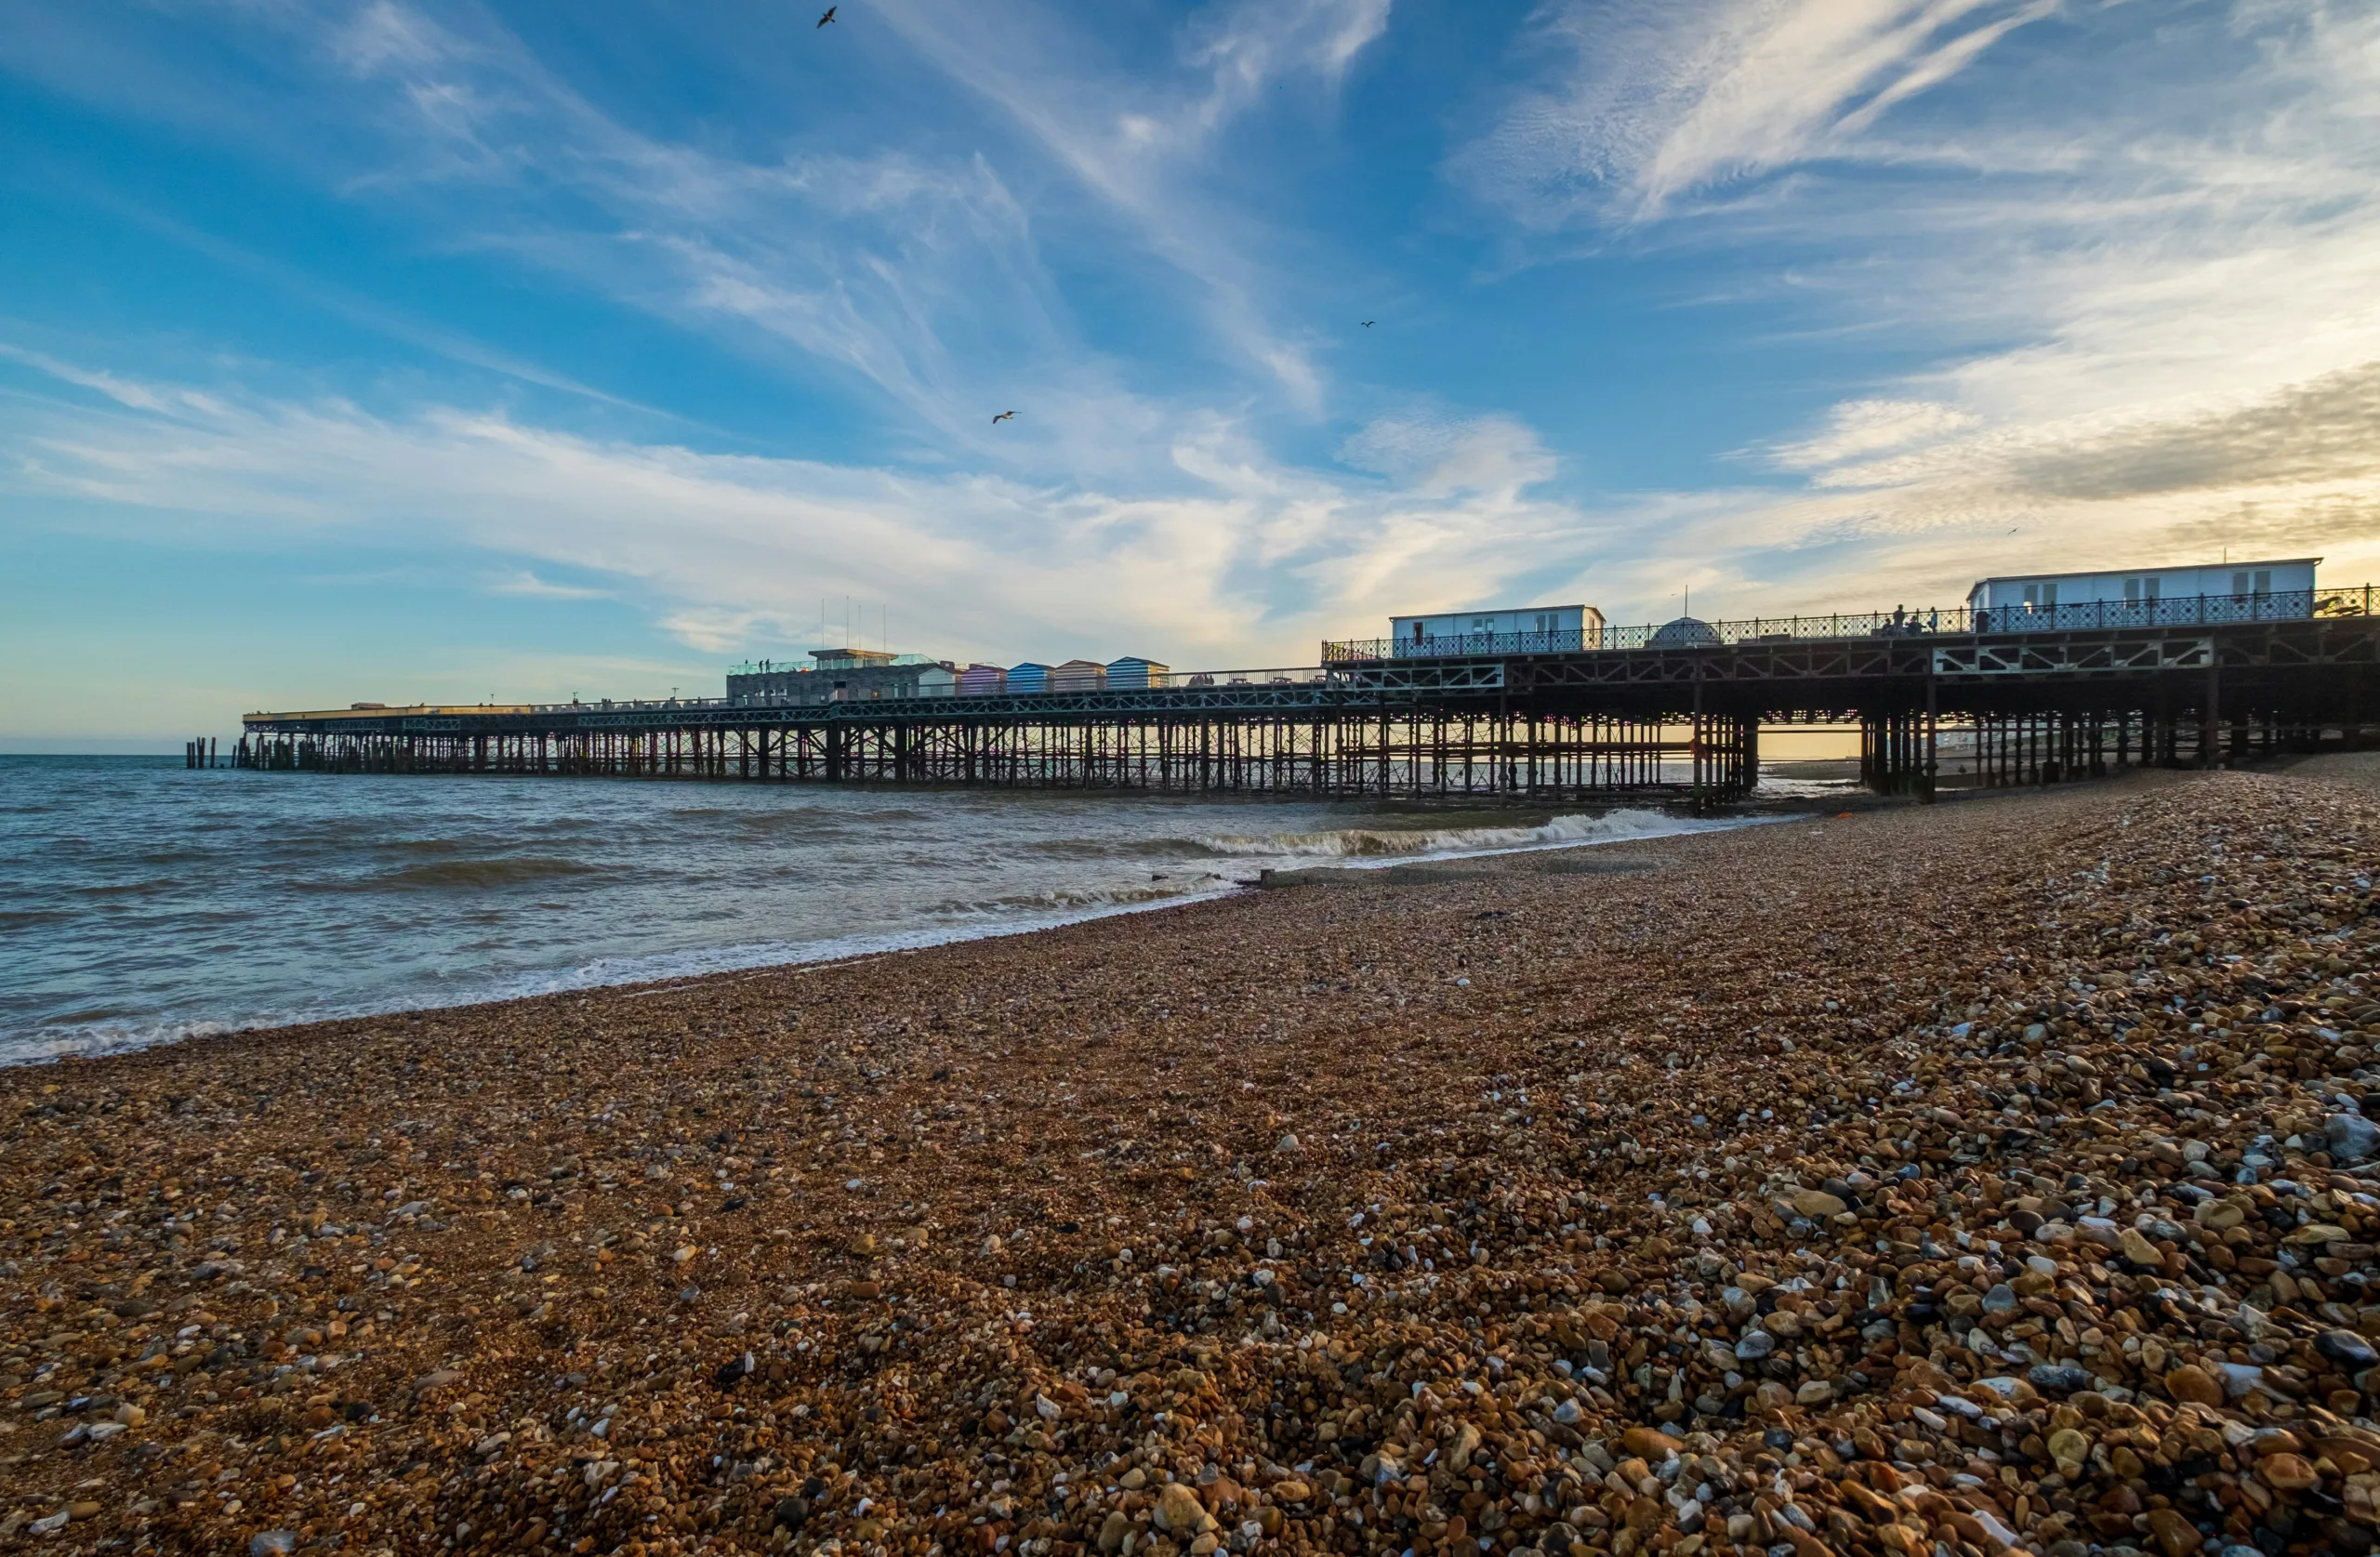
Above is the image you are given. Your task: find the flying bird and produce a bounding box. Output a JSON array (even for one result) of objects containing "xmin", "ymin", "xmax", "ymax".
[
  {"xmin": 992, "ymin": 410, "xmax": 1016, "ymax": 424},
  {"xmin": 816, "ymin": 6, "xmax": 836, "ymax": 25},
  {"xmin": 1360, "ymin": 320, "xmax": 1374, "ymax": 328}
]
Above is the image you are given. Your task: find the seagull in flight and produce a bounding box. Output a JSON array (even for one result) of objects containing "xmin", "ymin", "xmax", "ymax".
[
  {"xmin": 1360, "ymin": 320, "xmax": 1374, "ymax": 328},
  {"xmin": 991, "ymin": 410, "xmax": 1016, "ymax": 424},
  {"xmin": 816, "ymin": 6, "xmax": 836, "ymax": 26}
]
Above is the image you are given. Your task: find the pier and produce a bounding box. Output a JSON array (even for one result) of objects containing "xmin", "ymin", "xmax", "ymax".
[{"xmin": 238, "ymin": 588, "xmax": 2380, "ymax": 803}]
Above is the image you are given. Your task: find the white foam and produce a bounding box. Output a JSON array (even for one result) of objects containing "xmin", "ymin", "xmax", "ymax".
[
  {"xmin": 1195, "ymin": 807, "xmax": 1768, "ymax": 867},
  {"xmin": 1754, "ymin": 775, "xmax": 1862, "ymax": 798},
  {"xmin": 6, "ymin": 803, "xmax": 1775, "ymax": 1066},
  {"xmin": 7, "ymin": 882, "xmax": 1245, "ymax": 1065}
]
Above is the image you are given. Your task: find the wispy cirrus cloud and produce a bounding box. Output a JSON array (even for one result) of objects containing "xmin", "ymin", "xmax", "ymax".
[
  {"xmin": 0, "ymin": 0, "xmax": 1104, "ymax": 449},
  {"xmin": 1181, "ymin": 0, "xmax": 1395, "ymax": 132},
  {"xmin": 1443, "ymin": 0, "xmax": 2380, "ymax": 603},
  {"xmin": 0, "ymin": 350, "xmax": 1600, "ymax": 666},
  {"xmin": 11, "ymin": 0, "xmax": 2380, "ymax": 743},
  {"xmin": 312, "ymin": 2, "xmax": 1079, "ymax": 443},
  {"xmin": 1768, "ymin": 399, "xmax": 1978, "ymax": 472},
  {"xmin": 1340, "ymin": 412, "xmax": 1555, "ymax": 496},
  {"xmin": 3, "ymin": 0, "xmax": 1390, "ymax": 460},
  {"xmin": 1464, "ymin": 0, "xmax": 2056, "ymax": 226},
  {"xmin": 0, "ymin": 343, "xmax": 228, "ymax": 418},
  {"xmin": 874, "ymin": 0, "xmax": 1394, "ymax": 411},
  {"xmin": 483, "ymin": 569, "xmax": 610, "ymax": 600}
]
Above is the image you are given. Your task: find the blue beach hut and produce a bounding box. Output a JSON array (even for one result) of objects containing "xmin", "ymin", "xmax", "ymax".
[{"xmin": 1106, "ymin": 657, "xmax": 1170, "ymax": 689}]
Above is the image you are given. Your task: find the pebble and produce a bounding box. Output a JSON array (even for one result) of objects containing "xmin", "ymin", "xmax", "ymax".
[
  {"xmin": 2320, "ymin": 1328, "xmax": 2380, "ymax": 1367},
  {"xmin": 2330, "ymin": 1111, "xmax": 2380, "ymax": 1163},
  {"xmin": 1155, "ymin": 1481, "xmax": 1210, "ymax": 1537},
  {"xmin": 6, "ymin": 767, "xmax": 2380, "ymax": 1557},
  {"xmin": 2166, "ymin": 1363, "xmax": 2225, "ymax": 1405}
]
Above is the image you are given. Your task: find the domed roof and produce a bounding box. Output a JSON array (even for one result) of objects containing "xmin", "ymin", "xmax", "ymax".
[{"xmin": 1650, "ymin": 615, "xmax": 1720, "ymax": 648}]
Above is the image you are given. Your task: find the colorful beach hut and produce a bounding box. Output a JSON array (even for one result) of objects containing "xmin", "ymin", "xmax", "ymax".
[{"xmin": 1105, "ymin": 657, "xmax": 1170, "ymax": 690}]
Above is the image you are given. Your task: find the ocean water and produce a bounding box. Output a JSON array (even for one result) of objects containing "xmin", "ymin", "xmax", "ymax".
[{"xmin": 0, "ymin": 756, "xmax": 1758, "ymax": 1063}]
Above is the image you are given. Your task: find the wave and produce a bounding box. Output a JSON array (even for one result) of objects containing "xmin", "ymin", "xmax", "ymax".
[
  {"xmin": 70, "ymin": 879, "xmax": 177, "ymax": 898},
  {"xmin": 327, "ymin": 857, "xmax": 610, "ymax": 891},
  {"xmin": 1754, "ymin": 775, "xmax": 1863, "ymax": 798},
  {"xmin": 1012, "ymin": 836, "xmax": 1212, "ymax": 861},
  {"xmin": 469, "ymin": 883, "xmax": 1249, "ymax": 997},
  {"xmin": 914, "ymin": 878, "xmax": 1225, "ymax": 918},
  {"xmin": 6, "ymin": 881, "xmax": 1242, "ymax": 1065},
  {"xmin": 1188, "ymin": 807, "xmax": 1749, "ymax": 864},
  {"xmin": 1, "ymin": 781, "xmax": 1784, "ymax": 1067},
  {"xmin": 3, "ymin": 1017, "xmax": 245, "ymax": 1065}
]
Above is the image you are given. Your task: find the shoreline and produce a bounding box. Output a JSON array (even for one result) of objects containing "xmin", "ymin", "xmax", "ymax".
[
  {"xmin": 6, "ymin": 796, "xmax": 1814, "ymax": 1071},
  {"xmin": 17, "ymin": 771, "xmax": 1996, "ymax": 1083},
  {"xmin": 7, "ymin": 764, "xmax": 2376, "ymax": 1557}
]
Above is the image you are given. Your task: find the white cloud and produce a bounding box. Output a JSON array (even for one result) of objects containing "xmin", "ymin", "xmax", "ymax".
[
  {"xmin": 0, "ymin": 0, "xmax": 1388, "ymax": 457},
  {"xmin": 0, "ymin": 354, "xmax": 1604, "ymax": 669},
  {"xmin": 483, "ymin": 570, "xmax": 611, "ymax": 600},
  {"xmin": 873, "ymin": 0, "xmax": 1393, "ymax": 411},
  {"xmin": 13, "ymin": 0, "xmax": 2380, "ymax": 667},
  {"xmin": 0, "ymin": 343, "xmax": 225, "ymax": 418},
  {"xmin": 316, "ymin": 7, "xmax": 1080, "ymax": 438},
  {"xmin": 2, "ymin": 0, "xmax": 1100, "ymax": 444},
  {"xmin": 1447, "ymin": 1, "xmax": 2380, "ymax": 599},
  {"xmin": 1464, "ymin": 0, "xmax": 2054, "ymax": 225},
  {"xmin": 1768, "ymin": 399, "xmax": 1977, "ymax": 471},
  {"xmin": 1183, "ymin": 0, "xmax": 1395, "ymax": 130},
  {"xmin": 1340, "ymin": 414, "xmax": 1557, "ymax": 495},
  {"xmin": 299, "ymin": 0, "xmax": 1382, "ymax": 422}
]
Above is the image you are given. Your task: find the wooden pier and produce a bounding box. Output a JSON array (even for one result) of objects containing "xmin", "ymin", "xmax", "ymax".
[{"xmin": 238, "ymin": 590, "xmax": 2380, "ymax": 803}]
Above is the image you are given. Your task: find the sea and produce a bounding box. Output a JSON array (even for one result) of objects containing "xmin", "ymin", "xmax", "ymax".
[{"xmin": 0, "ymin": 755, "xmax": 1832, "ymax": 1064}]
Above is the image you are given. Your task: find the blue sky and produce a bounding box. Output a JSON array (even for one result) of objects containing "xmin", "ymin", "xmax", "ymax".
[{"xmin": 5, "ymin": 0, "xmax": 2379, "ymax": 745}]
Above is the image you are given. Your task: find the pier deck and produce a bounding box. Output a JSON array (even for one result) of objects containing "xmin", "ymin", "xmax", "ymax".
[{"xmin": 238, "ymin": 590, "xmax": 2380, "ymax": 801}]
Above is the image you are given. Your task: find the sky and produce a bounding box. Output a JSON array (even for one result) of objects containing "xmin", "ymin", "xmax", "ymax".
[{"xmin": 4, "ymin": 0, "xmax": 2379, "ymax": 746}]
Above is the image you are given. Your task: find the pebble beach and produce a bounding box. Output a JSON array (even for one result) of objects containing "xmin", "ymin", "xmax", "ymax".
[{"xmin": 6, "ymin": 764, "xmax": 2380, "ymax": 1557}]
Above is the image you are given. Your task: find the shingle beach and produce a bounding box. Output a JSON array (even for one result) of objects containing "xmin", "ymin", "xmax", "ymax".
[{"xmin": 7, "ymin": 764, "xmax": 2380, "ymax": 1557}]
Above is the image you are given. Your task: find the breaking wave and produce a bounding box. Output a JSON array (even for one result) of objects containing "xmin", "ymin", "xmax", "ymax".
[
  {"xmin": 1190, "ymin": 808, "xmax": 1752, "ymax": 864},
  {"xmin": 345, "ymin": 857, "xmax": 609, "ymax": 891},
  {"xmin": 2, "ymin": 756, "xmax": 1782, "ymax": 1065}
]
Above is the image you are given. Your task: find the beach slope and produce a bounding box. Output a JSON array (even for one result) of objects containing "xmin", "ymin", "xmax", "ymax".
[{"xmin": 6, "ymin": 767, "xmax": 2380, "ymax": 1557}]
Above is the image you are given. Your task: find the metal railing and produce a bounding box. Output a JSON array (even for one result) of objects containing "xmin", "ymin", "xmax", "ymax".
[
  {"xmin": 1321, "ymin": 586, "xmax": 2373, "ymax": 662},
  {"xmin": 721, "ymin": 664, "xmax": 1336, "ymax": 707},
  {"xmin": 247, "ymin": 666, "xmax": 1350, "ymax": 722},
  {"xmin": 727, "ymin": 653, "xmax": 941, "ymax": 674},
  {"xmin": 249, "ymin": 588, "xmax": 2379, "ymax": 723}
]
